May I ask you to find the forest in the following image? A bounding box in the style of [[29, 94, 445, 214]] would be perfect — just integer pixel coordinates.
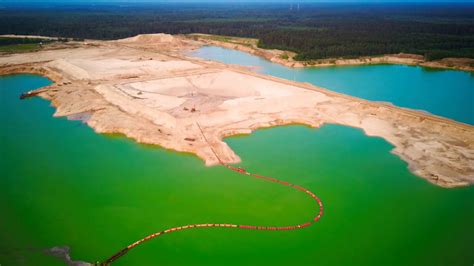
[[0, 2, 473, 60]]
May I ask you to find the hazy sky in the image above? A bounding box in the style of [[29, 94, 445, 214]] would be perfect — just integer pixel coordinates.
[[2, 0, 473, 3]]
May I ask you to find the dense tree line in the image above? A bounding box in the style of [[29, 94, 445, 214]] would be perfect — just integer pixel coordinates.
[[1, 3, 473, 60], [257, 21, 474, 60]]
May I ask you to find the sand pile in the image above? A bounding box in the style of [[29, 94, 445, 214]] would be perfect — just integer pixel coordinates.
[[118, 33, 176, 44]]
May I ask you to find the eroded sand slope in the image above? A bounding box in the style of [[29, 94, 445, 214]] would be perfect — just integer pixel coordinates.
[[1, 34, 473, 188]]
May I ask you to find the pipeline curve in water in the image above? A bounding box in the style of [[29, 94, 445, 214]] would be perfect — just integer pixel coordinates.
[[98, 123, 324, 265]]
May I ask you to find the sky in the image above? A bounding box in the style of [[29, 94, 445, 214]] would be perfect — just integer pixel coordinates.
[[2, 0, 473, 3]]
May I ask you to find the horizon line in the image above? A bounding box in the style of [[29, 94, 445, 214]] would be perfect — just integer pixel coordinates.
[[2, 1, 474, 3]]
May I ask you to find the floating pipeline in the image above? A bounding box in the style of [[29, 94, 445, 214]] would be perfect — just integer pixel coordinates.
[[19, 90, 39, 99], [98, 123, 324, 265], [19, 88, 49, 100]]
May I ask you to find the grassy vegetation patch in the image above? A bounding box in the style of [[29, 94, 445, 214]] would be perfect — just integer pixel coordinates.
[[279, 53, 289, 60], [191, 34, 258, 47], [0, 43, 41, 53]]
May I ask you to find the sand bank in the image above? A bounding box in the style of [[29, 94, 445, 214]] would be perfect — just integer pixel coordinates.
[[1, 33, 473, 188]]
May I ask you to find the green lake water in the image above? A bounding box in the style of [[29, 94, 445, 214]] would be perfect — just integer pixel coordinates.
[[1, 71, 473, 265], [192, 46, 474, 125]]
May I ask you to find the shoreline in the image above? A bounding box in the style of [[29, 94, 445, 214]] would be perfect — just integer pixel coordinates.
[[188, 34, 474, 72], [1, 33, 473, 188]]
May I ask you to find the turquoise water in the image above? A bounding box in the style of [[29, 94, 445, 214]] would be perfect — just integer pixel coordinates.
[[192, 46, 474, 125], [1, 74, 473, 266]]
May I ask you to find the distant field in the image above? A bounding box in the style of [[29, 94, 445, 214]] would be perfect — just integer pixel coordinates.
[[190, 34, 258, 47], [0, 43, 40, 53], [0, 37, 53, 53], [0, 3, 473, 60]]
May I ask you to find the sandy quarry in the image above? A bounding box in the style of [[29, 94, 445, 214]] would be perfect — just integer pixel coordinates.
[[0, 33, 473, 188]]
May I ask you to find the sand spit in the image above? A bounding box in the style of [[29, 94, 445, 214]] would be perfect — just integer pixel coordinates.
[[0, 34, 60, 40], [1, 34, 473, 188], [190, 34, 474, 72]]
